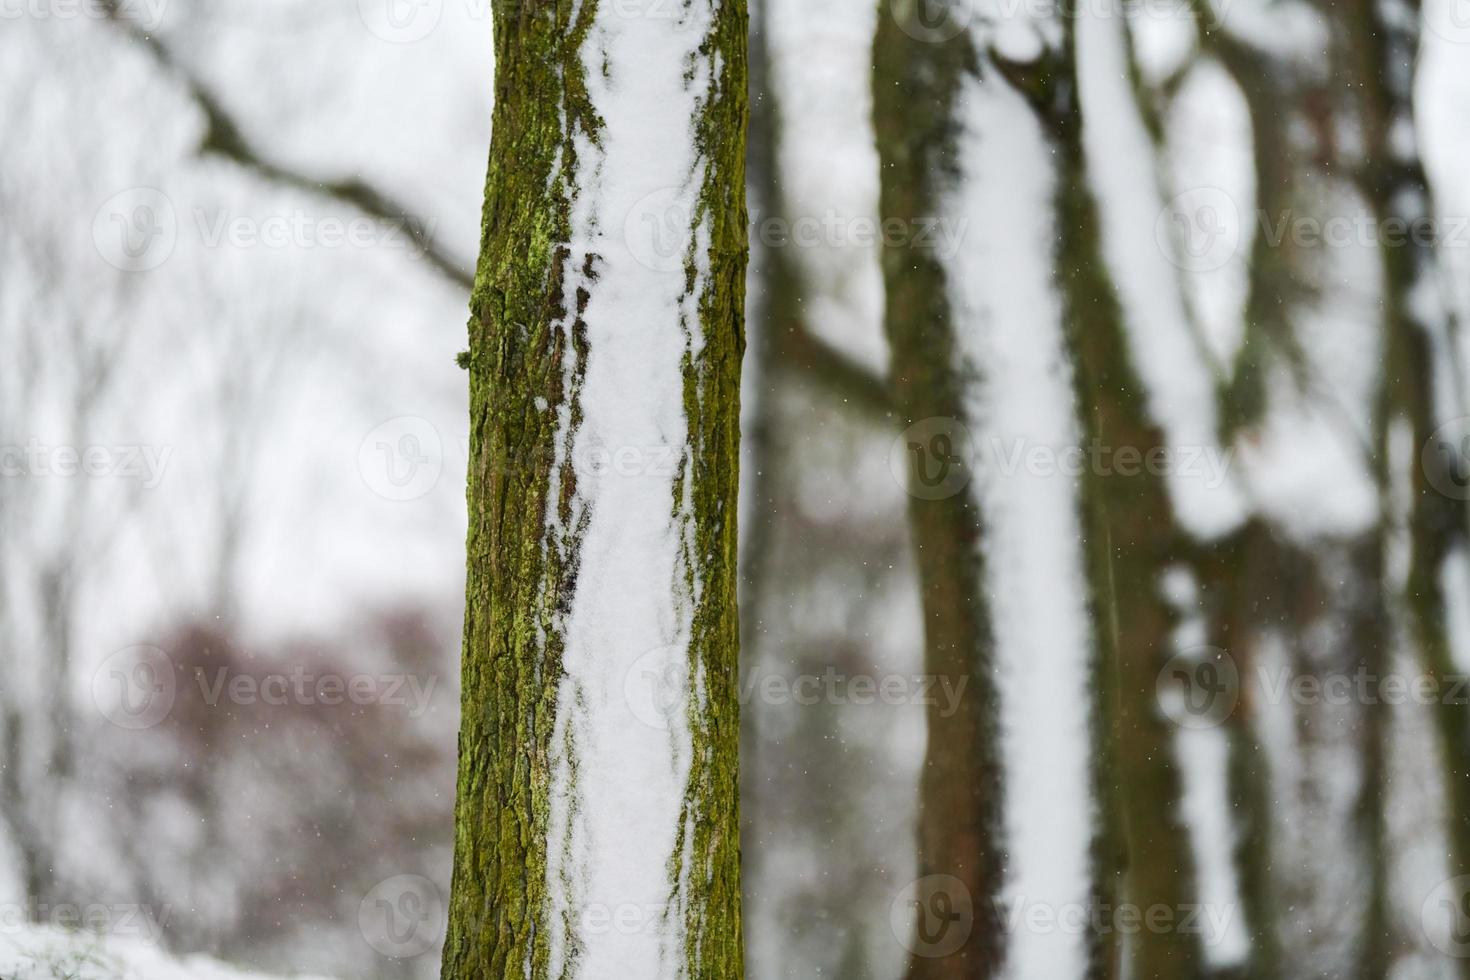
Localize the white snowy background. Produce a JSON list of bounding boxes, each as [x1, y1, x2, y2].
[[4, 0, 1470, 977]]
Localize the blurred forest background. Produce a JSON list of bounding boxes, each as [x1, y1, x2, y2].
[[7, 0, 1470, 977]]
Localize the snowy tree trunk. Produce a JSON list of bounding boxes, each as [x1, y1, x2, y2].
[[872, 10, 1007, 978], [1041, 31, 1204, 979], [873, 9, 1208, 977], [441, 2, 748, 978], [1202, 31, 1388, 976], [1345, 0, 1470, 966]]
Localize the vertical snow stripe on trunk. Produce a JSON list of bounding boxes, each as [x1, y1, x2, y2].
[[943, 65, 1096, 980], [1073, 7, 1246, 540], [1344, 0, 1470, 967], [872, 9, 1010, 977], [446, 2, 745, 978], [1028, 15, 1206, 977], [546, 2, 745, 977], [1074, 7, 1252, 972]]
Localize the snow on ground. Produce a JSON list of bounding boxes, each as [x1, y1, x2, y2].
[[0, 925, 335, 980]]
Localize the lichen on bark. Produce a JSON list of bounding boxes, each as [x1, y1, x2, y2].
[[442, 2, 748, 978]]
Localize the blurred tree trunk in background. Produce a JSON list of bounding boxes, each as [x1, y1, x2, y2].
[[441, 1, 748, 977], [872, 9, 1007, 979], [1039, 24, 1203, 978], [1192, 28, 1391, 976], [871, 6, 1211, 974], [1194, 34, 1311, 978], [1343, 0, 1470, 944]]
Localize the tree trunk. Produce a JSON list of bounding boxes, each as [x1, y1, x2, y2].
[[1039, 31, 1204, 977], [871, 10, 1007, 979], [441, 3, 748, 977], [1343, 0, 1470, 972]]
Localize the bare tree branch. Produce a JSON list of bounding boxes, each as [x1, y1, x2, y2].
[[103, 2, 896, 415], [770, 314, 893, 417], [100, 4, 475, 291]]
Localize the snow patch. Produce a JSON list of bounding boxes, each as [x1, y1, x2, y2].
[[0, 926, 335, 980]]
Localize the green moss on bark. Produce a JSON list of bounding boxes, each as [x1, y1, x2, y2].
[[670, 4, 750, 977], [442, 2, 748, 978]]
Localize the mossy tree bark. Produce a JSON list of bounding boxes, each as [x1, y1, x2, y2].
[[442, 2, 748, 978]]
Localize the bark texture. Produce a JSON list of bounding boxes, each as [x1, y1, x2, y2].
[[442, 2, 748, 977]]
